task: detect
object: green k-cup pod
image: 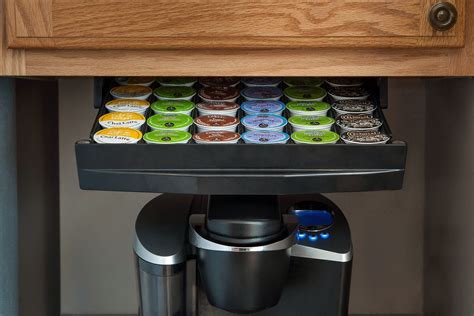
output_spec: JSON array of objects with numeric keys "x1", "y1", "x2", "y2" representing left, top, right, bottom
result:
[
  {"x1": 284, "y1": 77, "x2": 324, "y2": 87},
  {"x1": 291, "y1": 130, "x2": 340, "y2": 144},
  {"x1": 284, "y1": 86, "x2": 327, "y2": 101},
  {"x1": 286, "y1": 101, "x2": 330, "y2": 114},
  {"x1": 289, "y1": 115, "x2": 335, "y2": 131},
  {"x1": 147, "y1": 113, "x2": 193, "y2": 131},
  {"x1": 153, "y1": 86, "x2": 196, "y2": 100},
  {"x1": 143, "y1": 130, "x2": 192, "y2": 144},
  {"x1": 151, "y1": 100, "x2": 195, "y2": 114}
]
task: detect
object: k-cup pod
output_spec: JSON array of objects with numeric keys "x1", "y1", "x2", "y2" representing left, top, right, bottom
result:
[
  {"x1": 291, "y1": 130, "x2": 340, "y2": 145},
  {"x1": 194, "y1": 115, "x2": 240, "y2": 133},
  {"x1": 325, "y1": 78, "x2": 366, "y2": 88},
  {"x1": 153, "y1": 86, "x2": 196, "y2": 101},
  {"x1": 241, "y1": 77, "x2": 282, "y2": 87},
  {"x1": 147, "y1": 113, "x2": 194, "y2": 131},
  {"x1": 157, "y1": 77, "x2": 197, "y2": 87},
  {"x1": 283, "y1": 77, "x2": 324, "y2": 87},
  {"x1": 193, "y1": 131, "x2": 241, "y2": 144},
  {"x1": 283, "y1": 86, "x2": 327, "y2": 102},
  {"x1": 98, "y1": 112, "x2": 145, "y2": 130},
  {"x1": 286, "y1": 101, "x2": 330, "y2": 117},
  {"x1": 341, "y1": 130, "x2": 391, "y2": 145},
  {"x1": 105, "y1": 99, "x2": 150, "y2": 115},
  {"x1": 328, "y1": 86, "x2": 370, "y2": 101},
  {"x1": 199, "y1": 86, "x2": 240, "y2": 103},
  {"x1": 151, "y1": 100, "x2": 195, "y2": 115},
  {"x1": 199, "y1": 77, "x2": 240, "y2": 87},
  {"x1": 241, "y1": 114, "x2": 288, "y2": 132},
  {"x1": 336, "y1": 114, "x2": 383, "y2": 133},
  {"x1": 143, "y1": 130, "x2": 192, "y2": 144},
  {"x1": 332, "y1": 99, "x2": 376, "y2": 116},
  {"x1": 241, "y1": 100, "x2": 285, "y2": 116},
  {"x1": 115, "y1": 77, "x2": 155, "y2": 87},
  {"x1": 93, "y1": 127, "x2": 142, "y2": 144},
  {"x1": 196, "y1": 102, "x2": 240, "y2": 117},
  {"x1": 110, "y1": 85, "x2": 153, "y2": 100},
  {"x1": 241, "y1": 131, "x2": 289, "y2": 144},
  {"x1": 241, "y1": 87, "x2": 283, "y2": 101},
  {"x1": 288, "y1": 115, "x2": 335, "y2": 132}
]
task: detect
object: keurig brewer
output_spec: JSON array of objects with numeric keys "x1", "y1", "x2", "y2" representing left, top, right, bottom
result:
[{"x1": 134, "y1": 194, "x2": 352, "y2": 316}]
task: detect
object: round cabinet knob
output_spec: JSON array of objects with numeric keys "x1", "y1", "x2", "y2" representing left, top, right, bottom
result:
[{"x1": 429, "y1": 2, "x2": 458, "y2": 31}]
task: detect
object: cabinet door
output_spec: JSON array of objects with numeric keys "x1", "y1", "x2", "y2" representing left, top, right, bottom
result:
[{"x1": 6, "y1": 0, "x2": 465, "y2": 49}]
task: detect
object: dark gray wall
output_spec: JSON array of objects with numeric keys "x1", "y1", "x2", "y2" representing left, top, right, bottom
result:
[
  {"x1": 328, "y1": 78, "x2": 426, "y2": 314},
  {"x1": 424, "y1": 78, "x2": 474, "y2": 316},
  {"x1": 0, "y1": 78, "x2": 18, "y2": 316},
  {"x1": 16, "y1": 78, "x2": 60, "y2": 316}
]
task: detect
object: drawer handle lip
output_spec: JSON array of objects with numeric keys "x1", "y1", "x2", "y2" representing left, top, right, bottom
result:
[
  {"x1": 82, "y1": 169, "x2": 404, "y2": 178},
  {"x1": 429, "y1": 2, "x2": 458, "y2": 32}
]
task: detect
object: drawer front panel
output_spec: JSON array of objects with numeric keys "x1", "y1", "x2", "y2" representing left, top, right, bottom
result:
[{"x1": 7, "y1": 0, "x2": 465, "y2": 48}]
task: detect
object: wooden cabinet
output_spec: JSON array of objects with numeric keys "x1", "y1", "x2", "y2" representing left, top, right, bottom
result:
[
  {"x1": 6, "y1": 0, "x2": 465, "y2": 49},
  {"x1": 0, "y1": 0, "x2": 472, "y2": 76}
]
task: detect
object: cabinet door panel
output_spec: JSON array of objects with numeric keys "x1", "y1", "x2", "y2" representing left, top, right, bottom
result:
[{"x1": 6, "y1": 0, "x2": 465, "y2": 49}]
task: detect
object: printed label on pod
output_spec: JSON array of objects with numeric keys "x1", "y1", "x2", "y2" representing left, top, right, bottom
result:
[
  {"x1": 195, "y1": 115, "x2": 239, "y2": 127},
  {"x1": 242, "y1": 77, "x2": 282, "y2": 86},
  {"x1": 284, "y1": 86, "x2": 327, "y2": 100},
  {"x1": 143, "y1": 130, "x2": 192, "y2": 144},
  {"x1": 328, "y1": 86, "x2": 370, "y2": 98},
  {"x1": 291, "y1": 130, "x2": 340, "y2": 144},
  {"x1": 286, "y1": 101, "x2": 330, "y2": 112},
  {"x1": 154, "y1": 86, "x2": 196, "y2": 99},
  {"x1": 147, "y1": 114, "x2": 193, "y2": 129},
  {"x1": 241, "y1": 100, "x2": 285, "y2": 114},
  {"x1": 110, "y1": 86, "x2": 152, "y2": 99},
  {"x1": 197, "y1": 102, "x2": 239, "y2": 111},
  {"x1": 105, "y1": 99, "x2": 150, "y2": 113},
  {"x1": 242, "y1": 114, "x2": 287, "y2": 129},
  {"x1": 157, "y1": 77, "x2": 196, "y2": 86},
  {"x1": 99, "y1": 112, "x2": 145, "y2": 129},
  {"x1": 115, "y1": 77, "x2": 155, "y2": 86},
  {"x1": 193, "y1": 131, "x2": 241, "y2": 142},
  {"x1": 199, "y1": 87, "x2": 240, "y2": 101},
  {"x1": 341, "y1": 130, "x2": 390, "y2": 143},
  {"x1": 241, "y1": 87, "x2": 283, "y2": 100},
  {"x1": 326, "y1": 78, "x2": 365, "y2": 87},
  {"x1": 336, "y1": 114, "x2": 382, "y2": 129},
  {"x1": 199, "y1": 77, "x2": 240, "y2": 87},
  {"x1": 242, "y1": 131, "x2": 289, "y2": 144},
  {"x1": 93, "y1": 128, "x2": 142, "y2": 144},
  {"x1": 289, "y1": 115, "x2": 335, "y2": 127},
  {"x1": 333, "y1": 100, "x2": 375, "y2": 113},
  {"x1": 151, "y1": 100, "x2": 195, "y2": 113}
]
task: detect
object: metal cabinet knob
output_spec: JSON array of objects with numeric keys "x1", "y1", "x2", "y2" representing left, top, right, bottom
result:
[{"x1": 429, "y1": 2, "x2": 458, "y2": 31}]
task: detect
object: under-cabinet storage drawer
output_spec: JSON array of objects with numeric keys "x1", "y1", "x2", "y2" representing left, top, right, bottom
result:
[
  {"x1": 75, "y1": 77, "x2": 407, "y2": 194},
  {"x1": 7, "y1": 0, "x2": 465, "y2": 49}
]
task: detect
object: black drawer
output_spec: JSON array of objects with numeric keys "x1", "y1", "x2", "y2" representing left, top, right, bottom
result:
[{"x1": 76, "y1": 78, "x2": 407, "y2": 194}]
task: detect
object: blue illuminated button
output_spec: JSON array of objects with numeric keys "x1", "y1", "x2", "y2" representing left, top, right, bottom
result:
[
  {"x1": 320, "y1": 232, "x2": 330, "y2": 239},
  {"x1": 298, "y1": 232, "x2": 307, "y2": 239},
  {"x1": 308, "y1": 234, "x2": 318, "y2": 241}
]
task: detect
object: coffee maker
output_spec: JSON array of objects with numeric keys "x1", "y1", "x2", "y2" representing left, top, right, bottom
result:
[{"x1": 134, "y1": 193, "x2": 352, "y2": 316}]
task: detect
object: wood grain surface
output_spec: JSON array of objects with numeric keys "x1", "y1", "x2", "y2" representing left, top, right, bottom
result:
[
  {"x1": 5, "y1": 0, "x2": 465, "y2": 49},
  {"x1": 0, "y1": 0, "x2": 472, "y2": 76}
]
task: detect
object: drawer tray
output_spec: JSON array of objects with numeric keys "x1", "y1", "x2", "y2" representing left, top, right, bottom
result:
[{"x1": 76, "y1": 77, "x2": 407, "y2": 194}]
